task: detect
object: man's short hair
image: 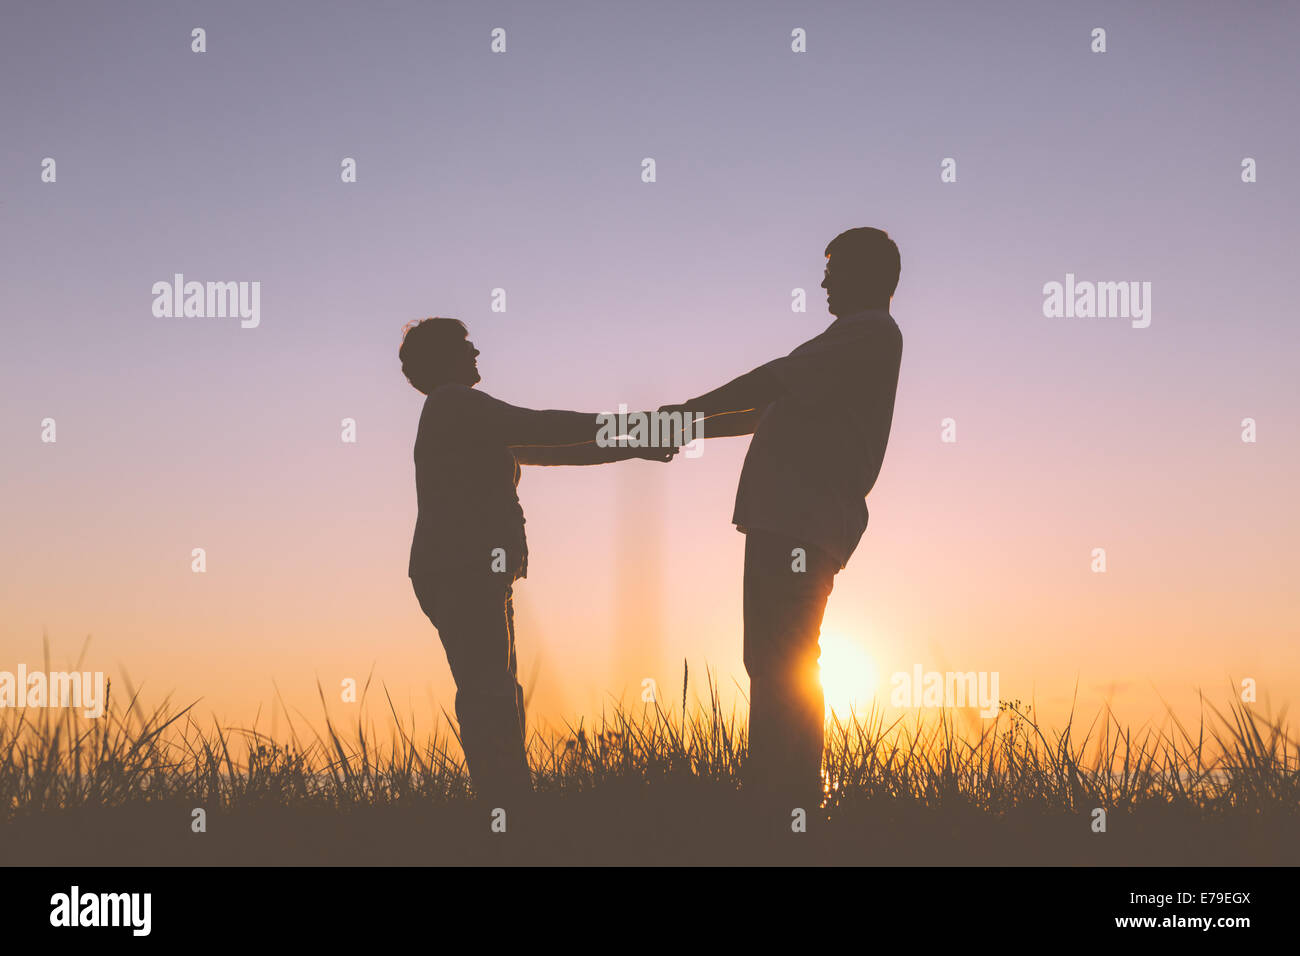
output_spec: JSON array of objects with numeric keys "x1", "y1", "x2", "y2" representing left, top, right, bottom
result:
[
  {"x1": 399, "y1": 316, "x2": 467, "y2": 394},
  {"x1": 825, "y1": 227, "x2": 901, "y2": 298}
]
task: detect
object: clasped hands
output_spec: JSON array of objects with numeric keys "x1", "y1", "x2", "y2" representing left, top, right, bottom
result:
[{"x1": 623, "y1": 403, "x2": 697, "y2": 463}]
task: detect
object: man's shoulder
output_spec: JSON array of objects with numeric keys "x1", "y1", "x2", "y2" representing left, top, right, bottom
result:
[
  {"x1": 881, "y1": 314, "x2": 902, "y2": 350},
  {"x1": 852, "y1": 313, "x2": 902, "y2": 357},
  {"x1": 848, "y1": 311, "x2": 901, "y2": 340},
  {"x1": 791, "y1": 313, "x2": 899, "y2": 360}
]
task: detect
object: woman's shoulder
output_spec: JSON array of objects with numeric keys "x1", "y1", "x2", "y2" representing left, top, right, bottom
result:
[
  {"x1": 423, "y1": 383, "x2": 495, "y2": 414},
  {"x1": 420, "y1": 385, "x2": 511, "y2": 440}
]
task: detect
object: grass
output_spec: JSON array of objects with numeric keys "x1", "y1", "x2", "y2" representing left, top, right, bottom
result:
[{"x1": 2, "y1": 655, "x2": 1297, "y2": 865}]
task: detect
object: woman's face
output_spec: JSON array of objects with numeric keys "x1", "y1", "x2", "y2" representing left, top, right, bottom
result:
[{"x1": 449, "y1": 337, "x2": 481, "y2": 386}]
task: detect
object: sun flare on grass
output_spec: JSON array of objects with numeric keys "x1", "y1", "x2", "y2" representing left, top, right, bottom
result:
[{"x1": 818, "y1": 632, "x2": 877, "y2": 717}]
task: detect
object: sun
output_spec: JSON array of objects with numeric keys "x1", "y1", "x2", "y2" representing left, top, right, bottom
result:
[{"x1": 818, "y1": 632, "x2": 877, "y2": 717}]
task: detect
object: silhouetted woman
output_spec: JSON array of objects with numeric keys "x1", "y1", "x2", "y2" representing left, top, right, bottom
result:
[{"x1": 399, "y1": 317, "x2": 672, "y2": 801}]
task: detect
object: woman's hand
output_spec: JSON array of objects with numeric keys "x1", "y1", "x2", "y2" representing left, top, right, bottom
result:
[{"x1": 634, "y1": 443, "x2": 678, "y2": 463}]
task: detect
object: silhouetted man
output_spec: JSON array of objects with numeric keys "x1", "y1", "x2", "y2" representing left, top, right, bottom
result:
[
  {"x1": 665, "y1": 227, "x2": 903, "y2": 812},
  {"x1": 400, "y1": 317, "x2": 673, "y2": 803}
]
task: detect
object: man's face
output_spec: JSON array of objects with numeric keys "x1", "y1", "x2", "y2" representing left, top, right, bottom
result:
[
  {"x1": 821, "y1": 252, "x2": 884, "y2": 316},
  {"x1": 821, "y1": 254, "x2": 846, "y2": 316}
]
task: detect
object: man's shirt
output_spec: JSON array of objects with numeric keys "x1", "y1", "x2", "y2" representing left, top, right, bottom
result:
[{"x1": 732, "y1": 309, "x2": 903, "y2": 569}]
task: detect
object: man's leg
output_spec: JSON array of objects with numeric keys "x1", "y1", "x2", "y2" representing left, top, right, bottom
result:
[
  {"x1": 412, "y1": 574, "x2": 531, "y2": 803},
  {"x1": 743, "y1": 531, "x2": 837, "y2": 813}
]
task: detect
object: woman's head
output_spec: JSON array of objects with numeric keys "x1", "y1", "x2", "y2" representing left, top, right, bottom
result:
[{"x1": 399, "y1": 317, "x2": 481, "y2": 393}]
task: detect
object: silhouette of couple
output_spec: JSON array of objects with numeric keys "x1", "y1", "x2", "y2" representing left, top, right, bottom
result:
[{"x1": 401, "y1": 227, "x2": 903, "y2": 812}]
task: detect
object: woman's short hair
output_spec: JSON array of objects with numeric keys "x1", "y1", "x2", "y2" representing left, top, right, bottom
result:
[{"x1": 399, "y1": 317, "x2": 468, "y2": 394}]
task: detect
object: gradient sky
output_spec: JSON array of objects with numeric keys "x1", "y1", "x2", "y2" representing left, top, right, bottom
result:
[{"x1": 3, "y1": 1, "x2": 1298, "y2": 741}]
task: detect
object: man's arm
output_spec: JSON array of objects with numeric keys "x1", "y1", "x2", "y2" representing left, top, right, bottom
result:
[
  {"x1": 662, "y1": 321, "x2": 890, "y2": 443},
  {"x1": 687, "y1": 406, "x2": 767, "y2": 437},
  {"x1": 681, "y1": 366, "x2": 784, "y2": 419},
  {"x1": 658, "y1": 366, "x2": 783, "y2": 439}
]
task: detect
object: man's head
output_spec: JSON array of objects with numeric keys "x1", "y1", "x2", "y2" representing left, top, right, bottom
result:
[
  {"x1": 821, "y1": 227, "x2": 901, "y2": 317},
  {"x1": 399, "y1": 317, "x2": 480, "y2": 394}
]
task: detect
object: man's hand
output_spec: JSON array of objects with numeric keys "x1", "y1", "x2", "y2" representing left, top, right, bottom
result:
[
  {"x1": 657, "y1": 404, "x2": 695, "y2": 441},
  {"x1": 659, "y1": 403, "x2": 710, "y2": 450}
]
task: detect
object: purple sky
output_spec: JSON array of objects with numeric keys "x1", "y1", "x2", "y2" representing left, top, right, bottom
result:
[{"x1": 2, "y1": 1, "x2": 1298, "y2": 728}]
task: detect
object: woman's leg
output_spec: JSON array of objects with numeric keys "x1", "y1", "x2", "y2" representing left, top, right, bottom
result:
[{"x1": 412, "y1": 573, "x2": 531, "y2": 802}]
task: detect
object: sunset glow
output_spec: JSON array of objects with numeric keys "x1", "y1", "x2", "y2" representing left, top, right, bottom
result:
[{"x1": 819, "y1": 632, "x2": 878, "y2": 718}]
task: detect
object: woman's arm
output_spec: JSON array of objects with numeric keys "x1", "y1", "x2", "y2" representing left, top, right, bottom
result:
[
  {"x1": 513, "y1": 443, "x2": 674, "y2": 465},
  {"x1": 452, "y1": 388, "x2": 673, "y2": 461},
  {"x1": 457, "y1": 387, "x2": 605, "y2": 446}
]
